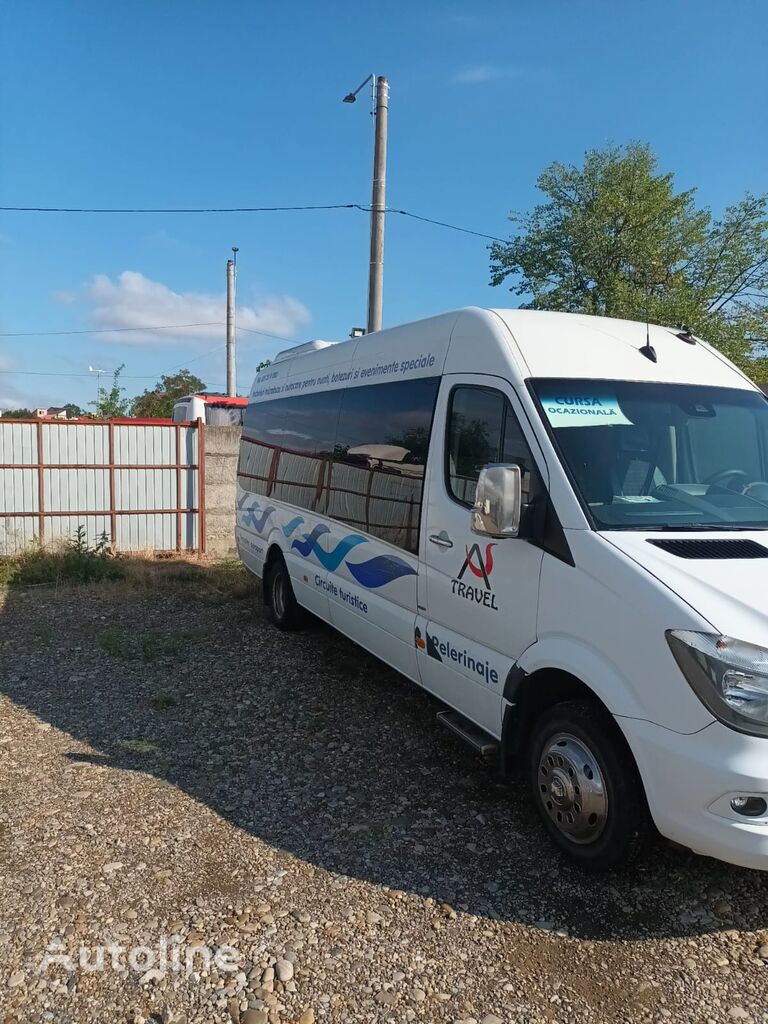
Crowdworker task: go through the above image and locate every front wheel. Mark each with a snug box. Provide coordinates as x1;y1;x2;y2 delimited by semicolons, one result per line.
527;699;653;871
265;555;307;631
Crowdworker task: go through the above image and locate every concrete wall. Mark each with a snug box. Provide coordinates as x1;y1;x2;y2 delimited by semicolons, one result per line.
204;425;240;557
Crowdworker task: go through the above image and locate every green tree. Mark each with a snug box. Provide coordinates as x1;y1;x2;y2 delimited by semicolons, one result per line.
63;403;85;419
1;408;33;419
489;143;768;375
90;365;130;418
130;369;206;418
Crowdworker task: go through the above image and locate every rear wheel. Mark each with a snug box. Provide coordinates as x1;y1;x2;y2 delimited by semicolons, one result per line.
265;554;306;631
527;699;652;871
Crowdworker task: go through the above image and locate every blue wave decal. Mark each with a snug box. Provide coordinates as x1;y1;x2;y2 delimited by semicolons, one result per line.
291;523;331;557
237;495;275;534
314;535;368;571
251;506;275;533
345;554;417;589
292;524;368;570
283;516;305;537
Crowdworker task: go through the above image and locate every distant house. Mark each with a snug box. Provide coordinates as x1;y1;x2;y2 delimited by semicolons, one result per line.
34;407;68;419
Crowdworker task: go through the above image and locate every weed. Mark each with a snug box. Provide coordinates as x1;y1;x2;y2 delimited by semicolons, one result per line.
0;527;124;587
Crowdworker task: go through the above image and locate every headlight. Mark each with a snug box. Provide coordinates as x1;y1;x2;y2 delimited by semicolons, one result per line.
667;630;768;736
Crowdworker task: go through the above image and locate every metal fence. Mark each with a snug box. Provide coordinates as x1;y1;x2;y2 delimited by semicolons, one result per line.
0;418;205;556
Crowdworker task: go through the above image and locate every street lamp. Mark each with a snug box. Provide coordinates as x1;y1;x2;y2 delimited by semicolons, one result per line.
342;73;389;334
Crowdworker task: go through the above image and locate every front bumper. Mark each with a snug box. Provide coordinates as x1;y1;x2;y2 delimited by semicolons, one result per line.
619;715;768;871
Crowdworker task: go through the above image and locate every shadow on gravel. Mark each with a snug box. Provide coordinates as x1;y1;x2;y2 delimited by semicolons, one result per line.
1;568;767;943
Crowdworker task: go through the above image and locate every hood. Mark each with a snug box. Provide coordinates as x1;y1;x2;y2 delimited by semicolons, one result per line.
603;531;768;647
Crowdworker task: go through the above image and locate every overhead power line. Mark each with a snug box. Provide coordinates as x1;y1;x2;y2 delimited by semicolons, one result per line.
0;321;221;338
237;325;295;342
0;203;360;214
0;322;301;343
0;202;507;243
387;207;506;242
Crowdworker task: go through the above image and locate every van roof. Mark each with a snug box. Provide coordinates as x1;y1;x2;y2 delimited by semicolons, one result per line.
488;308;752;389
252;308;754;394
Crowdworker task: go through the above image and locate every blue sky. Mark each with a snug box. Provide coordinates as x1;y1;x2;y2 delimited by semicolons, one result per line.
1;0;766;411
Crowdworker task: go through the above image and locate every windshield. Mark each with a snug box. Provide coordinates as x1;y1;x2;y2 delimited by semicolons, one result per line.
531;379;768;531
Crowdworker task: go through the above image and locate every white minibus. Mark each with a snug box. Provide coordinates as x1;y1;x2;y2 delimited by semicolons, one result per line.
236;307;768;871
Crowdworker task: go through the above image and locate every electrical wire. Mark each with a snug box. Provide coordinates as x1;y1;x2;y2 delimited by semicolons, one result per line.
387;207;506;243
0;203;362;214
0;202;508;242
236;325;296;342
0;321;222;338
0;322;300;344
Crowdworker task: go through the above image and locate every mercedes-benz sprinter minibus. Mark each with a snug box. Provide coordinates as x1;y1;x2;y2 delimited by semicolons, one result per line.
236;307;768;871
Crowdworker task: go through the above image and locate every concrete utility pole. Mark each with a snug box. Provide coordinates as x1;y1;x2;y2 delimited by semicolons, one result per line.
343;74;389;333
226;247;238;396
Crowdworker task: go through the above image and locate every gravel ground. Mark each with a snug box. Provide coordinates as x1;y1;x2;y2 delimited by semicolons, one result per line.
2;571;768;1024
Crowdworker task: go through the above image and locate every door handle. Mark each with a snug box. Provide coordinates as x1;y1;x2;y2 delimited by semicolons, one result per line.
429;531;453;549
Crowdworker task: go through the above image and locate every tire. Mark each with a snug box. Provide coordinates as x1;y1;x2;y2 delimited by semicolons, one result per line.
265;554;307;631
527;699;653;872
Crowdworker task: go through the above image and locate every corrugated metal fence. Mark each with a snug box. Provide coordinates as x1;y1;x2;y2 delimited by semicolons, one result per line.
0;418;205;555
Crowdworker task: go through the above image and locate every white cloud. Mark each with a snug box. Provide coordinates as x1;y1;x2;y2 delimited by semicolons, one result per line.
82;271;311;346
453;65;521;85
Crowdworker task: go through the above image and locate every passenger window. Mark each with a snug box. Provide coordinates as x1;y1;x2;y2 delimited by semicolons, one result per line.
329;377;439;552
447;385;542;506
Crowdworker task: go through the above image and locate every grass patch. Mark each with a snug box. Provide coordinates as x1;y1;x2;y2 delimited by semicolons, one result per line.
0;528;124;588
97;626;197;662
118;555;258;599
0;529;258;602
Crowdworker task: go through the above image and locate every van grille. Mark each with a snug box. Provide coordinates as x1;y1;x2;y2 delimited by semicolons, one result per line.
647;538;768;559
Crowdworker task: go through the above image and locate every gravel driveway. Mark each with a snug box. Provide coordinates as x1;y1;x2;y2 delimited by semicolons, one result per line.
1;569;768;1024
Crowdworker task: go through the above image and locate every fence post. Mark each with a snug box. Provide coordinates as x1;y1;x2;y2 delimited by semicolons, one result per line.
197;418;206;555
108;421;117;547
36;420;45;546
175;424;182;552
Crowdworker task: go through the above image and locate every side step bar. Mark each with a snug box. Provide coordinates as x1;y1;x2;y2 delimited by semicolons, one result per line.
437;709;498;759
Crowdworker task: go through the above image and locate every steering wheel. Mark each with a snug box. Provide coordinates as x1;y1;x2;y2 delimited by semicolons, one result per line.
705;468;750;491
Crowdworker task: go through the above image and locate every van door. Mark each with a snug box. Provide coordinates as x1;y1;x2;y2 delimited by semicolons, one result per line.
417;377;547;737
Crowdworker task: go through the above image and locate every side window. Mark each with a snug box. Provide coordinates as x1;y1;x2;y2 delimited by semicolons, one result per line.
239;378;440;552
328;377;440;552
447;385;542;506
239;392;341;510
447;387;505;505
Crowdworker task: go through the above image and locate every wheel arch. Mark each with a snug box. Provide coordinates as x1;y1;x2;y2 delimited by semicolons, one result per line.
262;542;285;605
500;663;642;779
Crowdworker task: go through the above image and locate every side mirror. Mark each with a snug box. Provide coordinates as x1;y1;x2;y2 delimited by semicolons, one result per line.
471;464;522;538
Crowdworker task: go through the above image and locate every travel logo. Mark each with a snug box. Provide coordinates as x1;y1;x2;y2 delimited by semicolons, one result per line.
414;626;499;686
451;542;499;611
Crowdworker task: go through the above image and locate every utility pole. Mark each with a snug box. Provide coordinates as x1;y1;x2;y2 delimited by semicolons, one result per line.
343;74;389;333
226;247;238;396
367;76;389;334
